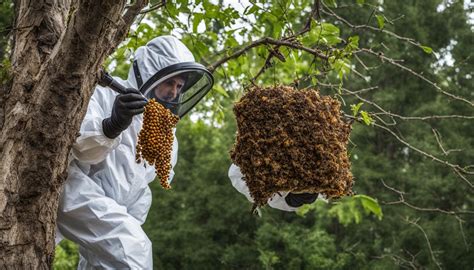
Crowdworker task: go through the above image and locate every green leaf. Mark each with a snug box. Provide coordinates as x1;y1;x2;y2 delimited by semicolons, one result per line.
322;23;339;35
224;35;239;48
166;2;179;17
375;15;385;29
329;199;362;225
356;0;365;4
321;23;341;45
213;84;229;97
350;102;363;116
193;13;204;33
258;249;280;267
360;110;373;125
245;4;260;15
296;202;317;217
326;0;337;8
273;22;283;37
302;21;342;46
420;45;433;54
348;35;359;50
355;195;383;220
332;58;351;79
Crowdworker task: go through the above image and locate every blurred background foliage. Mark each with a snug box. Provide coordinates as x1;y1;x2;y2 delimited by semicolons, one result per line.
2;0;472;269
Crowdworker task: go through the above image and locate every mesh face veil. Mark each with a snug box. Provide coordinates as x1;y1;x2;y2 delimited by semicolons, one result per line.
135;62;214;118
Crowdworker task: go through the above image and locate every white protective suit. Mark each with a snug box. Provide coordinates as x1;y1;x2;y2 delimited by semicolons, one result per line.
228;164;327;212
56;36;191;269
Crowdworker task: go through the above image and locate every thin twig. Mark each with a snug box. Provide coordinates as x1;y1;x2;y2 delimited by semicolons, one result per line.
251;50;276;83
320;83;474;122
344;113;473;186
371;113;474;121
354;54;371;70
405;217;442;270
111;0;150;51
358;48;474;107
456;216;469;250
305;0;320;29
432;128;448;155
139;0;166;14
322;4;429;51
372;123;474;186
381;180;472;215
344;86;379;95
372;253;418;269
403;249;421;270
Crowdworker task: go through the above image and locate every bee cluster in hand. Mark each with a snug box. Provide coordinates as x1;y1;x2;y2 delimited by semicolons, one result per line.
136;99;179;189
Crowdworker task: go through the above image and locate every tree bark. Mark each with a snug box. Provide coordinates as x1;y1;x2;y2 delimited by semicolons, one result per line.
0;0;147;268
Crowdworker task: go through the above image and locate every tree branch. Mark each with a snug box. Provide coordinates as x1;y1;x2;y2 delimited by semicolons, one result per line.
381;180;472;216
342;113;473;188
405;217;442;270
250;0;322;83
320;83;474;122
140;0;166;14
372;122;474;187
358;48;474;107
431;128;462;156
373;252;419;269
207;37;328;73
302;0;320;33
111;0;150;51
371;113;474;121
322;4;428;51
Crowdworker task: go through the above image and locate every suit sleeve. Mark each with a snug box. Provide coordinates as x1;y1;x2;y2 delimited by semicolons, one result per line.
70;86;122;165
228;164;300;212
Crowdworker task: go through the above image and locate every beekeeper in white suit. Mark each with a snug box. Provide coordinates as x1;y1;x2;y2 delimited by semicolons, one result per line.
56;36;214;269
56;35;318;269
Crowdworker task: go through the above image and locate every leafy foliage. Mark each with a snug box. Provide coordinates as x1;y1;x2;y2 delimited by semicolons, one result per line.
0;0;13;61
53;240;79;269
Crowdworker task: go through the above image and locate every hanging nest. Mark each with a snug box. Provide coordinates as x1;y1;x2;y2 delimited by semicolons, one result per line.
230;85;354;208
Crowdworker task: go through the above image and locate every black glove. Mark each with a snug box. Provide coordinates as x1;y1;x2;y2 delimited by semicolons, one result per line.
285;192;318;207
102;89;147;139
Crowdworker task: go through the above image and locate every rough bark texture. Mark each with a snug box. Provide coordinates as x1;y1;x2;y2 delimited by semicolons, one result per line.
0;0;147;268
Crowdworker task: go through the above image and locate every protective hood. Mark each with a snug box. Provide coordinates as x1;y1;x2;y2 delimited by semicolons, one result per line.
127;36;214;118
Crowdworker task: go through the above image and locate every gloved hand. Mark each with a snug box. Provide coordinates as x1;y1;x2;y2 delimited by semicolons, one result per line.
285;192;318;207
102;89;147;139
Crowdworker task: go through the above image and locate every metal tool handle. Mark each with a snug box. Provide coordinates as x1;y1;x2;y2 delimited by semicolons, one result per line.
98;68;149;103
98;69;129;95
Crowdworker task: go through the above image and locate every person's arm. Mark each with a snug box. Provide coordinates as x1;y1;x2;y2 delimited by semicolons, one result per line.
71;86;146;165
228;164;321;212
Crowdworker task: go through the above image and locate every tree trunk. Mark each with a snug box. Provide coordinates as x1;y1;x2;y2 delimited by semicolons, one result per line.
0;0;146;268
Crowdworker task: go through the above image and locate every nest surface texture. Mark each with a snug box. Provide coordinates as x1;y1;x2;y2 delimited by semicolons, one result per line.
230;85;354;207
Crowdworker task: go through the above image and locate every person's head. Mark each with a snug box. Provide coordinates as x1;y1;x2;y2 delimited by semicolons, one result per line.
152;75;186;102
129;36;214;117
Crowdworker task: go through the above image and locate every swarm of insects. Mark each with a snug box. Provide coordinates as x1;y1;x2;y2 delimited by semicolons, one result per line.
136;99;179;189
230;85;354;207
